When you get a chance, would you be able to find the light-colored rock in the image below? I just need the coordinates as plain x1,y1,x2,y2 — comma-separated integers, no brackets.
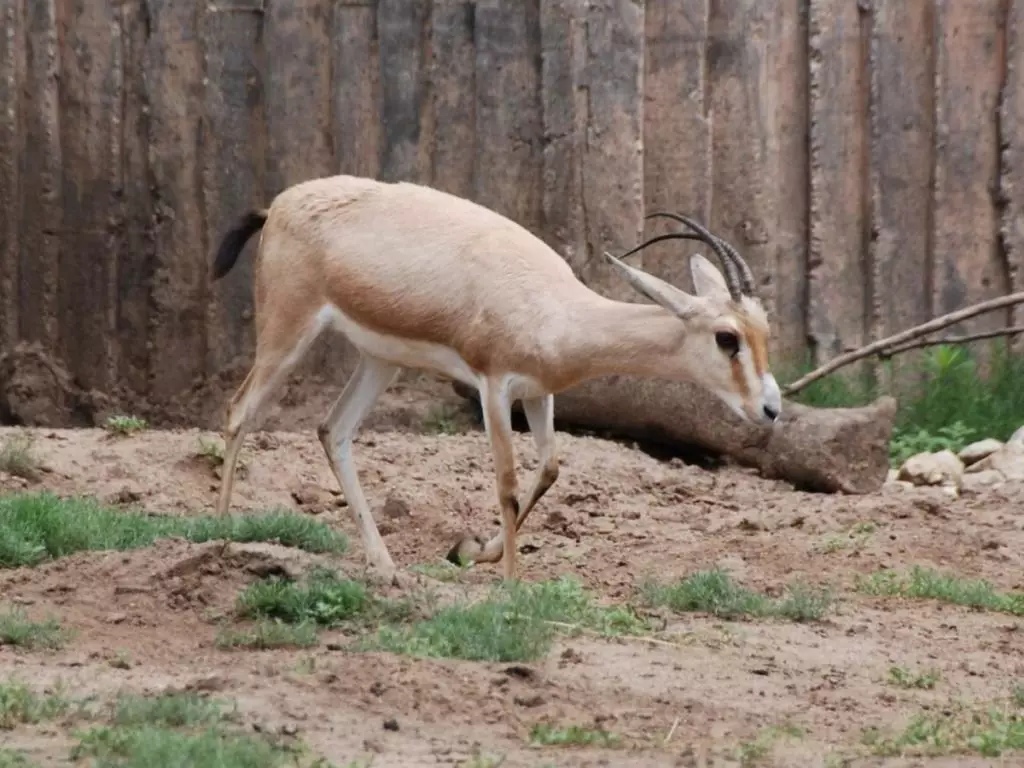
957,438,1003,466
966,440,1024,481
961,469,1006,492
897,449,965,489
1009,425,1024,446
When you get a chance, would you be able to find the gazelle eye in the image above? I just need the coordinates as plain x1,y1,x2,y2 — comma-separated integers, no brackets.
715,330,740,357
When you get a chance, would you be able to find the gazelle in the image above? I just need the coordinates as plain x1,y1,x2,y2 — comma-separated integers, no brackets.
211,174,780,585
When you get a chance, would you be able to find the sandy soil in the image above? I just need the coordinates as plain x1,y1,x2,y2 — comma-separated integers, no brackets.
0,399,1022,767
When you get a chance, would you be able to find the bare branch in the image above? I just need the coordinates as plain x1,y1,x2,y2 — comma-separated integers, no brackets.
879,326,1024,359
782,291,1024,396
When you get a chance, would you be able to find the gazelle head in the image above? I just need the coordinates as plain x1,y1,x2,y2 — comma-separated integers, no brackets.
603,212,782,426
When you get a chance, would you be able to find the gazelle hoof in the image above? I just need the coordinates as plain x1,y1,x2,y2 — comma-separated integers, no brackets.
445,535,486,567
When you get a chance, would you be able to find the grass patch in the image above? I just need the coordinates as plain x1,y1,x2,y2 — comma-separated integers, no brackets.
0,680,74,729
856,566,1024,616
888,665,940,690
530,723,620,748
641,569,832,622
0,492,347,569
779,344,1024,465
0,433,39,480
736,724,804,766
109,692,228,729
421,403,476,435
1013,683,1024,709
863,705,1024,758
0,608,68,650
104,415,149,436
362,576,648,662
236,569,370,627
215,619,319,650
0,748,33,767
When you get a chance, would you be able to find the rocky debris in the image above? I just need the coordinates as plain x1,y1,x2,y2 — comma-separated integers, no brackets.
1010,425,1024,446
966,440,1024,483
896,449,964,491
958,438,1003,467
962,469,1006,492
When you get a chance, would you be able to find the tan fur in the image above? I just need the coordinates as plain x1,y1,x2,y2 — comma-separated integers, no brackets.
212,174,782,585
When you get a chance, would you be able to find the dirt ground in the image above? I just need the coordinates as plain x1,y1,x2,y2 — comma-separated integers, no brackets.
1,385,1023,767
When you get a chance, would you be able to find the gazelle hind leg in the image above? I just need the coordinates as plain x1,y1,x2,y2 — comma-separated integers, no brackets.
317,354,400,581
447,394,558,570
216,310,326,516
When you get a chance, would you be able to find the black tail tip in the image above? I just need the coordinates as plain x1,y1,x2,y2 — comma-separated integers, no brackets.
211,209,268,280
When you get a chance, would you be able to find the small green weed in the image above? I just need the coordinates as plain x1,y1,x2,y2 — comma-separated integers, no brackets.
109,692,229,729
530,723,620,748
216,619,319,650
889,422,976,467
642,569,832,622
863,705,1024,758
818,521,877,555
0,433,39,480
421,403,475,435
196,436,225,464
0,748,33,767
104,415,149,436
0,608,67,650
71,724,289,767
0,492,347,569
363,577,648,662
236,569,370,627
888,665,940,690
856,567,1024,616
1012,683,1024,708
0,680,73,728
736,724,804,765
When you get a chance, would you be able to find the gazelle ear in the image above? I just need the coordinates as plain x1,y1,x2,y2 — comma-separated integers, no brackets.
690,252,731,300
602,251,700,319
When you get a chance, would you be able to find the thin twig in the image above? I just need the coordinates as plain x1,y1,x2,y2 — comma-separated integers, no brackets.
542,620,682,648
664,716,680,745
879,326,1024,359
782,291,1024,396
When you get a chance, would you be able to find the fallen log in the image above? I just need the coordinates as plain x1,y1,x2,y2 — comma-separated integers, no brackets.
451,376,897,494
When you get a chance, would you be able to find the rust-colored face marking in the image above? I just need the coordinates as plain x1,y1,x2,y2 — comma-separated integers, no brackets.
729,353,750,399
743,320,770,378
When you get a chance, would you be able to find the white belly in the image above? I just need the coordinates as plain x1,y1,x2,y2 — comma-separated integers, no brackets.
317,304,548,402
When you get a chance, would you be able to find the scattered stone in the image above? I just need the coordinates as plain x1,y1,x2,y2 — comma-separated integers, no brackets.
380,495,410,520
961,469,1006,492
966,441,1024,482
383,718,400,732
290,483,332,513
957,438,1003,467
514,693,545,708
897,450,964,489
1009,425,1024,446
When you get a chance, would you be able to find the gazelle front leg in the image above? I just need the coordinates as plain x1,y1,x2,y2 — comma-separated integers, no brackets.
318,354,401,582
447,393,559,578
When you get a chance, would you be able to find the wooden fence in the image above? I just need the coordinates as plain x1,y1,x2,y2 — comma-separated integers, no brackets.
0,0,1022,408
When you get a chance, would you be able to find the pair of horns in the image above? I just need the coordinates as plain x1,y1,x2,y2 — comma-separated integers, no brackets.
615,212,756,303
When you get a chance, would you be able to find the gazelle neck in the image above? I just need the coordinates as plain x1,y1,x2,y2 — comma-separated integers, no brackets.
555,297,697,388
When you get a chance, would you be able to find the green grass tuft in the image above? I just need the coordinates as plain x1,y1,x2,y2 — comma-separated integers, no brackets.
530,723,621,748
0,433,39,480
888,665,940,690
110,692,229,729
779,343,1024,466
863,706,1024,758
104,415,149,436
0,492,347,569
0,608,68,650
641,569,832,622
236,568,370,627
856,566,1024,616
215,620,320,650
0,680,74,729
363,576,648,662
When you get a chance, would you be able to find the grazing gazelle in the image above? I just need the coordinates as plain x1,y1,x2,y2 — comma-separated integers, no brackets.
211,174,780,584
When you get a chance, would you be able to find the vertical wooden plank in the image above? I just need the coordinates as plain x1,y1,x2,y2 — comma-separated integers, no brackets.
577,0,645,298
932,0,1007,340
201,0,265,377
540,0,585,268
807,0,870,364
331,1,380,179
117,0,154,395
429,0,476,197
707,1,784,326
641,0,711,288
0,0,24,351
1000,0,1024,340
19,0,61,349
264,0,345,376
146,0,207,401
377,0,430,183
56,0,122,391
869,0,934,372
770,0,810,365
474,0,543,231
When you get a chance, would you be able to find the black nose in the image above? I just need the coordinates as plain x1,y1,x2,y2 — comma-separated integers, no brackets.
763,404,779,421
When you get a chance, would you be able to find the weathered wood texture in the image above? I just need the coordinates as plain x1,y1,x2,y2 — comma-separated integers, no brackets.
0,0,1021,417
